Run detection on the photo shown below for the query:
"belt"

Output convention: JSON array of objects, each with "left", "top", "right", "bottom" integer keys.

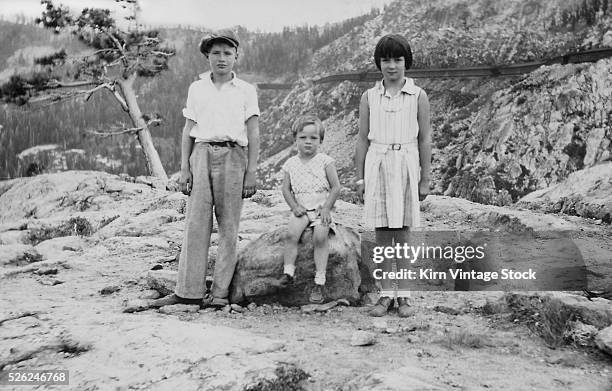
[
  {"left": 369, "top": 141, "right": 418, "bottom": 151},
  {"left": 205, "top": 141, "right": 239, "bottom": 148}
]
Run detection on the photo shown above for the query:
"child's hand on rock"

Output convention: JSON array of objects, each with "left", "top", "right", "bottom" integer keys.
[
  {"left": 319, "top": 207, "right": 332, "bottom": 225},
  {"left": 292, "top": 205, "right": 307, "bottom": 217}
]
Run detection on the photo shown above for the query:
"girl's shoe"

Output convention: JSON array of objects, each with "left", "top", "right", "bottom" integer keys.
[
  {"left": 397, "top": 297, "right": 411, "bottom": 318},
  {"left": 369, "top": 296, "right": 393, "bottom": 317},
  {"left": 309, "top": 284, "right": 325, "bottom": 304}
]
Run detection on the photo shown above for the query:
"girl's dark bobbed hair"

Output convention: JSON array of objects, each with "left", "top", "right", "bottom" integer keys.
[{"left": 373, "top": 34, "right": 413, "bottom": 70}]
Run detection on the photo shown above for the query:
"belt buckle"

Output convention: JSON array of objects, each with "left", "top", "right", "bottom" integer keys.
[{"left": 390, "top": 143, "right": 402, "bottom": 151}]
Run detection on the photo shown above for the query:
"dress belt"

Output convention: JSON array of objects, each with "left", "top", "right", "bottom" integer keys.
[{"left": 369, "top": 140, "right": 418, "bottom": 151}]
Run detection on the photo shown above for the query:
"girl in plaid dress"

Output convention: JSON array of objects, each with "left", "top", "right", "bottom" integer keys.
[
  {"left": 354, "top": 34, "right": 432, "bottom": 317},
  {"left": 279, "top": 115, "right": 341, "bottom": 303}
]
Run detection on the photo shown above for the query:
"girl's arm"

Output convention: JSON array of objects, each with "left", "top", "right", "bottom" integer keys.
[
  {"left": 320, "top": 162, "right": 341, "bottom": 225},
  {"left": 354, "top": 91, "right": 370, "bottom": 202},
  {"left": 281, "top": 171, "right": 306, "bottom": 217},
  {"left": 417, "top": 89, "right": 432, "bottom": 201}
]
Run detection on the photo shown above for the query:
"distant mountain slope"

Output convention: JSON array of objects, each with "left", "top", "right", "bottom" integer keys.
[{"left": 307, "top": 0, "right": 611, "bottom": 74}]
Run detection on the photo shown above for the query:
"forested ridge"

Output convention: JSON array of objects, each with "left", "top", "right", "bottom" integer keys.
[
  {"left": 0, "top": 8, "right": 380, "bottom": 178},
  {"left": 1, "top": 0, "right": 611, "bottom": 183}
]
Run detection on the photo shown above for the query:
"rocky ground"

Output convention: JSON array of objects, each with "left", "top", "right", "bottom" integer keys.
[{"left": 1, "top": 171, "right": 611, "bottom": 390}]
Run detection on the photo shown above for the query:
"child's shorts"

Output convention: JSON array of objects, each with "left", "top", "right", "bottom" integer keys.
[{"left": 305, "top": 209, "right": 336, "bottom": 232}]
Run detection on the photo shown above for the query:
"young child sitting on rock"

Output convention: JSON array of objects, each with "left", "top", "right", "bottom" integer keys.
[{"left": 277, "top": 114, "right": 341, "bottom": 304}]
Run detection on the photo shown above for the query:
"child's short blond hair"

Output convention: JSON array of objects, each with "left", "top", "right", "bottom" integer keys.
[{"left": 291, "top": 114, "right": 325, "bottom": 141}]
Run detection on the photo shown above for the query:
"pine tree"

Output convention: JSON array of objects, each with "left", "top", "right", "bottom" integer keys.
[{"left": 0, "top": 0, "right": 174, "bottom": 181}]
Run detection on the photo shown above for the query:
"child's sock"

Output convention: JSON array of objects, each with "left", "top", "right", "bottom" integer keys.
[
  {"left": 380, "top": 290, "right": 395, "bottom": 299},
  {"left": 283, "top": 264, "right": 295, "bottom": 277},
  {"left": 396, "top": 290, "right": 411, "bottom": 298},
  {"left": 314, "top": 271, "right": 326, "bottom": 286}
]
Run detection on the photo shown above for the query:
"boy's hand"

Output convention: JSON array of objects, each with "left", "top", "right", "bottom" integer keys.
[
  {"left": 178, "top": 168, "right": 192, "bottom": 196},
  {"left": 319, "top": 207, "right": 332, "bottom": 225},
  {"left": 292, "top": 205, "right": 307, "bottom": 217},
  {"left": 418, "top": 178, "right": 430, "bottom": 201},
  {"left": 242, "top": 170, "right": 257, "bottom": 198}
]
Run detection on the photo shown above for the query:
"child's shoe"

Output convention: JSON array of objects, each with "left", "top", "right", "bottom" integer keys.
[
  {"left": 309, "top": 284, "right": 325, "bottom": 304},
  {"left": 368, "top": 296, "right": 393, "bottom": 317},
  {"left": 397, "top": 297, "right": 411, "bottom": 318},
  {"left": 277, "top": 273, "right": 294, "bottom": 287}
]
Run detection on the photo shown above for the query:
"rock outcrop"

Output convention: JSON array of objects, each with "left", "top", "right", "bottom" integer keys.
[
  {"left": 518, "top": 162, "right": 612, "bottom": 222},
  {"left": 439, "top": 59, "right": 612, "bottom": 205}
]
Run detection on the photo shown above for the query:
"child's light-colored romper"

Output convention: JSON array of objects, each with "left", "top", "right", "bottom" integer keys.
[
  {"left": 282, "top": 153, "right": 335, "bottom": 227},
  {"left": 364, "top": 77, "right": 422, "bottom": 229}
]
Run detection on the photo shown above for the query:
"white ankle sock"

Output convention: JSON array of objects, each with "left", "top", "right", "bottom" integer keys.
[
  {"left": 284, "top": 264, "right": 295, "bottom": 277},
  {"left": 396, "top": 290, "right": 411, "bottom": 298},
  {"left": 380, "top": 290, "right": 395, "bottom": 299},
  {"left": 314, "top": 271, "right": 326, "bottom": 286}
]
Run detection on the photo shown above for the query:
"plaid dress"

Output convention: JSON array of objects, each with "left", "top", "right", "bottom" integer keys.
[{"left": 364, "top": 78, "right": 422, "bottom": 229}]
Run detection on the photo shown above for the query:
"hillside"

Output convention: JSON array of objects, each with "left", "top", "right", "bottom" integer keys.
[
  {"left": 258, "top": 0, "right": 612, "bottom": 209},
  {"left": 0, "top": 11, "right": 379, "bottom": 179}
]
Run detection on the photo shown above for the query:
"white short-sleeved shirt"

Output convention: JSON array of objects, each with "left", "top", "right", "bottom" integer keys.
[
  {"left": 281, "top": 153, "right": 335, "bottom": 210},
  {"left": 182, "top": 71, "right": 260, "bottom": 146}
]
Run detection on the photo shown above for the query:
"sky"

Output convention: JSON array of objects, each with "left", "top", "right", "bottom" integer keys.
[{"left": 0, "top": 0, "right": 394, "bottom": 32}]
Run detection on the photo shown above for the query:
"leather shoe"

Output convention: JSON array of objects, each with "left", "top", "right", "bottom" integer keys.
[
  {"left": 397, "top": 297, "right": 411, "bottom": 318},
  {"left": 201, "top": 293, "right": 229, "bottom": 309},
  {"left": 369, "top": 296, "right": 393, "bottom": 317},
  {"left": 149, "top": 294, "right": 200, "bottom": 308},
  {"left": 275, "top": 273, "right": 294, "bottom": 288},
  {"left": 309, "top": 284, "right": 324, "bottom": 304}
]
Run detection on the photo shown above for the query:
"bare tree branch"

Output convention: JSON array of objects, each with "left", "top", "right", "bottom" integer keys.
[
  {"left": 105, "top": 83, "right": 128, "bottom": 111},
  {"left": 65, "top": 48, "right": 119, "bottom": 61},
  {"left": 86, "top": 127, "right": 140, "bottom": 137},
  {"left": 104, "top": 29, "right": 128, "bottom": 67},
  {"left": 86, "top": 117, "right": 161, "bottom": 137},
  {"left": 45, "top": 80, "right": 98, "bottom": 89},
  {"left": 28, "top": 82, "right": 106, "bottom": 104},
  {"left": 84, "top": 83, "right": 111, "bottom": 101}
]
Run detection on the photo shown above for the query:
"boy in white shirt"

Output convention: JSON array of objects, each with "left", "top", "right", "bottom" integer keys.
[{"left": 152, "top": 30, "right": 260, "bottom": 308}]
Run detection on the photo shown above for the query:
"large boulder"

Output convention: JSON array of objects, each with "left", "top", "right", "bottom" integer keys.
[
  {"left": 517, "top": 162, "right": 612, "bottom": 222},
  {"left": 230, "top": 224, "right": 370, "bottom": 306}
]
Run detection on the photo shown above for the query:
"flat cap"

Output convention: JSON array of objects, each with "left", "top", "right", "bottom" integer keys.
[{"left": 199, "top": 29, "right": 239, "bottom": 54}]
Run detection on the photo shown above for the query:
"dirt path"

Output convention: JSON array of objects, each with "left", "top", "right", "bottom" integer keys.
[{"left": 2, "top": 231, "right": 611, "bottom": 390}]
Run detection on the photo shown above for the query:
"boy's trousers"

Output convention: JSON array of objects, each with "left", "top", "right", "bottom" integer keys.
[{"left": 175, "top": 142, "right": 247, "bottom": 300}]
